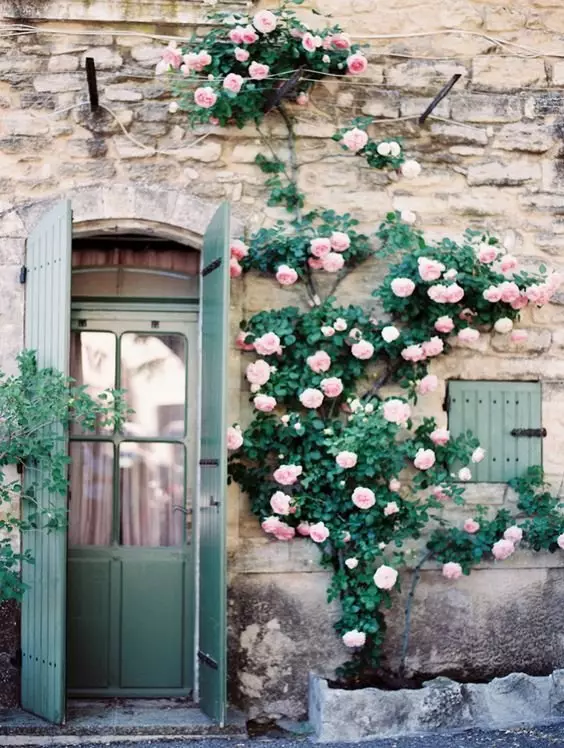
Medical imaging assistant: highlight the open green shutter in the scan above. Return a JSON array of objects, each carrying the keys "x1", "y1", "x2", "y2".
[
  {"x1": 198, "y1": 202, "x2": 230, "y2": 725},
  {"x1": 22, "y1": 201, "x2": 72, "y2": 725}
]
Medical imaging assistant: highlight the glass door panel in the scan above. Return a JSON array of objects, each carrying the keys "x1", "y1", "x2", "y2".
[
  {"x1": 69, "y1": 441, "x2": 114, "y2": 547},
  {"x1": 70, "y1": 331, "x2": 116, "y2": 436}
]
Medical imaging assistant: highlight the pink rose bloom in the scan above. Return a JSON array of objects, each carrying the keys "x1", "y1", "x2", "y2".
[
  {"x1": 322, "y1": 252, "x2": 345, "y2": 273},
  {"x1": 321, "y1": 377, "x2": 344, "y2": 398},
  {"x1": 254, "y1": 332, "x2": 282, "y2": 356},
  {"x1": 307, "y1": 350, "x2": 331, "y2": 373},
  {"x1": 422, "y1": 336, "x2": 444, "y2": 358},
  {"x1": 492, "y1": 538, "x2": 515, "y2": 561},
  {"x1": 464, "y1": 518, "x2": 480, "y2": 534},
  {"x1": 261, "y1": 516, "x2": 281, "y2": 534},
  {"x1": 445, "y1": 283, "x2": 464, "y2": 303},
  {"x1": 383, "y1": 399, "x2": 411, "y2": 426},
  {"x1": 254, "y1": 394, "x2": 276, "y2": 412},
  {"x1": 401, "y1": 344, "x2": 425, "y2": 363},
  {"x1": 273, "y1": 464, "x2": 303, "y2": 486},
  {"x1": 458, "y1": 467, "x2": 472, "y2": 481},
  {"x1": 229, "y1": 26, "x2": 245, "y2": 44},
  {"x1": 352, "y1": 487, "x2": 376, "y2": 510},
  {"x1": 230, "y1": 239, "x2": 248, "y2": 260},
  {"x1": 434, "y1": 316, "x2": 454, "y2": 334},
  {"x1": 341, "y1": 128, "x2": 368, "y2": 153},
  {"x1": 253, "y1": 9, "x2": 278, "y2": 33},
  {"x1": 336, "y1": 451, "x2": 358, "y2": 469},
  {"x1": 458, "y1": 327, "x2": 480, "y2": 344},
  {"x1": 235, "y1": 330, "x2": 254, "y2": 351},
  {"x1": 242, "y1": 25, "x2": 259, "y2": 44},
  {"x1": 381, "y1": 325, "x2": 400, "y2": 343},
  {"x1": 299, "y1": 388, "x2": 324, "y2": 409},
  {"x1": 270, "y1": 491, "x2": 292, "y2": 515},
  {"x1": 331, "y1": 33, "x2": 351, "y2": 49},
  {"x1": 345, "y1": 557, "x2": 358, "y2": 570},
  {"x1": 418, "y1": 257, "x2": 446, "y2": 282},
  {"x1": 308, "y1": 258, "x2": 324, "y2": 270},
  {"x1": 483, "y1": 286, "x2": 502, "y2": 303},
  {"x1": 347, "y1": 52, "x2": 368, "y2": 75},
  {"x1": 500, "y1": 254, "x2": 519, "y2": 274},
  {"x1": 246, "y1": 359, "x2": 271, "y2": 386},
  {"x1": 334, "y1": 318, "x2": 348, "y2": 332},
  {"x1": 557, "y1": 533, "x2": 564, "y2": 550},
  {"x1": 194, "y1": 86, "x2": 217, "y2": 109},
  {"x1": 477, "y1": 243, "x2": 498, "y2": 264},
  {"x1": 156, "y1": 41, "x2": 183, "y2": 74},
  {"x1": 302, "y1": 32, "x2": 317, "y2": 52},
  {"x1": 391, "y1": 277, "x2": 416, "y2": 298},
  {"x1": 510, "y1": 293, "x2": 528, "y2": 310},
  {"x1": 234, "y1": 47, "x2": 250, "y2": 62},
  {"x1": 418, "y1": 374, "x2": 439, "y2": 395},
  {"x1": 321, "y1": 326, "x2": 335, "y2": 337},
  {"x1": 351, "y1": 340, "x2": 374, "y2": 360},
  {"x1": 414, "y1": 448, "x2": 436, "y2": 471},
  {"x1": 471, "y1": 447, "x2": 485, "y2": 463},
  {"x1": 428, "y1": 284, "x2": 448, "y2": 304},
  {"x1": 297, "y1": 522, "x2": 311, "y2": 537},
  {"x1": 511, "y1": 330, "x2": 528, "y2": 343},
  {"x1": 273, "y1": 522, "x2": 296, "y2": 541},
  {"x1": 209, "y1": 117, "x2": 220, "y2": 126},
  {"x1": 310, "y1": 238, "x2": 331, "y2": 258},
  {"x1": 249, "y1": 61, "x2": 269, "y2": 80},
  {"x1": 443, "y1": 268, "x2": 457, "y2": 281},
  {"x1": 373, "y1": 565, "x2": 398, "y2": 590},
  {"x1": 183, "y1": 51, "x2": 212, "y2": 72},
  {"x1": 276, "y1": 265, "x2": 298, "y2": 286},
  {"x1": 342, "y1": 630, "x2": 366, "y2": 648},
  {"x1": 430, "y1": 428, "x2": 450, "y2": 446},
  {"x1": 309, "y1": 521, "x2": 330, "y2": 543},
  {"x1": 227, "y1": 425, "x2": 243, "y2": 451},
  {"x1": 330, "y1": 232, "x2": 351, "y2": 252},
  {"x1": 384, "y1": 501, "x2": 399, "y2": 516},
  {"x1": 504, "y1": 525, "x2": 523, "y2": 544},
  {"x1": 432, "y1": 486, "x2": 450, "y2": 502},
  {"x1": 230, "y1": 258, "x2": 242, "y2": 277},
  {"x1": 498, "y1": 281, "x2": 520, "y2": 304},
  {"x1": 223, "y1": 73, "x2": 244, "y2": 93},
  {"x1": 442, "y1": 562, "x2": 463, "y2": 580},
  {"x1": 389, "y1": 478, "x2": 401, "y2": 492}
]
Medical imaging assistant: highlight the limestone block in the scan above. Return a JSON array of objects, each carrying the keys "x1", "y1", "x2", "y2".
[
  {"x1": 112, "y1": 136, "x2": 150, "y2": 159},
  {"x1": 362, "y1": 92, "x2": 401, "y2": 119},
  {"x1": 33, "y1": 75, "x2": 82, "y2": 93},
  {"x1": 473, "y1": 57, "x2": 547, "y2": 91},
  {"x1": 47, "y1": 55, "x2": 79, "y2": 73},
  {"x1": 166, "y1": 141, "x2": 222, "y2": 163},
  {"x1": 484, "y1": 7, "x2": 527, "y2": 31},
  {"x1": 0, "y1": 114, "x2": 49, "y2": 137},
  {"x1": 400, "y1": 97, "x2": 450, "y2": 119},
  {"x1": 104, "y1": 85, "x2": 143, "y2": 102},
  {"x1": 80, "y1": 48, "x2": 123, "y2": 70},
  {"x1": 493, "y1": 123, "x2": 554, "y2": 153},
  {"x1": 450, "y1": 94, "x2": 522, "y2": 123},
  {"x1": 467, "y1": 161, "x2": 541, "y2": 187},
  {"x1": 0, "y1": 57, "x2": 43, "y2": 74},
  {"x1": 430, "y1": 122, "x2": 488, "y2": 146},
  {"x1": 490, "y1": 329, "x2": 551, "y2": 355},
  {"x1": 130, "y1": 45, "x2": 163, "y2": 66},
  {"x1": 66, "y1": 137, "x2": 108, "y2": 159},
  {"x1": 387, "y1": 61, "x2": 468, "y2": 94}
]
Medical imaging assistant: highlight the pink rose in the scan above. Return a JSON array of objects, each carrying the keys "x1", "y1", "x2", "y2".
[
  {"x1": 235, "y1": 330, "x2": 254, "y2": 351},
  {"x1": 458, "y1": 327, "x2": 480, "y2": 344},
  {"x1": 391, "y1": 277, "x2": 415, "y2": 298},
  {"x1": 492, "y1": 538, "x2": 515, "y2": 561},
  {"x1": 347, "y1": 53, "x2": 368, "y2": 75},
  {"x1": 307, "y1": 350, "x2": 331, "y2": 373},
  {"x1": 373, "y1": 565, "x2": 398, "y2": 590},
  {"x1": 331, "y1": 33, "x2": 351, "y2": 50},
  {"x1": 156, "y1": 41, "x2": 183, "y2": 74},
  {"x1": 270, "y1": 491, "x2": 292, "y2": 515},
  {"x1": 249, "y1": 61, "x2": 269, "y2": 80},
  {"x1": 430, "y1": 428, "x2": 450, "y2": 446},
  {"x1": 297, "y1": 522, "x2": 311, "y2": 537},
  {"x1": 352, "y1": 487, "x2": 376, "y2": 510},
  {"x1": 330, "y1": 232, "x2": 351, "y2": 252},
  {"x1": 418, "y1": 374, "x2": 439, "y2": 395},
  {"x1": 477, "y1": 243, "x2": 498, "y2": 264},
  {"x1": 342, "y1": 629, "x2": 365, "y2": 647},
  {"x1": 384, "y1": 501, "x2": 399, "y2": 516},
  {"x1": 443, "y1": 268, "x2": 457, "y2": 281},
  {"x1": 483, "y1": 286, "x2": 502, "y2": 303},
  {"x1": 511, "y1": 294, "x2": 528, "y2": 310},
  {"x1": 418, "y1": 257, "x2": 446, "y2": 282},
  {"x1": 321, "y1": 377, "x2": 344, "y2": 398},
  {"x1": 261, "y1": 516, "x2": 281, "y2": 534},
  {"x1": 341, "y1": 128, "x2": 368, "y2": 153},
  {"x1": 302, "y1": 32, "x2": 318, "y2": 52},
  {"x1": 510, "y1": 330, "x2": 528, "y2": 343},
  {"x1": 401, "y1": 344, "x2": 425, "y2": 363},
  {"x1": 227, "y1": 425, "x2": 243, "y2": 451},
  {"x1": 464, "y1": 518, "x2": 480, "y2": 534},
  {"x1": 309, "y1": 521, "x2": 330, "y2": 543},
  {"x1": 334, "y1": 318, "x2": 347, "y2": 332},
  {"x1": 351, "y1": 340, "x2": 374, "y2": 360},
  {"x1": 276, "y1": 265, "x2": 298, "y2": 286},
  {"x1": 389, "y1": 478, "x2": 401, "y2": 492},
  {"x1": 342, "y1": 531, "x2": 351, "y2": 543},
  {"x1": 434, "y1": 316, "x2": 454, "y2": 334},
  {"x1": 308, "y1": 258, "x2": 324, "y2": 270},
  {"x1": 254, "y1": 332, "x2": 282, "y2": 356},
  {"x1": 321, "y1": 326, "x2": 335, "y2": 337},
  {"x1": 254, "y1": 394, "x2": 276, "y2": 412},
  {"x1": 500, "y1": 254, "x2": 518, "y2": 273},
  {"x1": 458, "y1": 467, "x2": 472, "y2": 481},
  {"x1": 381, "y1": 326, "x2": 400, "y2": 343},
  {"x1": 432, "y1": 486, "x2": 451, "y2": 502},
  {"x1": 229, "y1": 26, "x2": 245, "y2": 44},
  {"x1": 194, "y1": 86, "x2": 217, "y2": 109},
  {"x1": 414, "y1": 448, "x2": 436, "y2": 471},
  {"x1": 230, "y1": 258, "x2": 242, "y2": 277},
  {"x1": 383, "y1": 399, "x2": 411, "y2": 426},
  {"x1": 322, "y1": 252, "x2": 345, "y2": 273},
  {"x1": 223, "y1": 73, "x2": 244, "y2": 93},
  {"x1": 310, "y1": 238, "x2": 332, "y2": 258},
  {"x1": 472, "y1": 447, "x2": 485, "y2": 463},
  {"x1": 230, "y1": 239, "x2": 248, "y2": 260},
  {"x1": 273, "y1": 464, "x2": 303, "y2": 486},
  {"x1": 504, "y1": 525, "x2": 523, "y2": 544},
  {"x1": 253, "y1": 9, "x2": 277, "y2": 33},
  {"x1": 242, "y1": 25, "x2": 259, "y2": 44},
  {"x1": 234, "y1": 47, "x2": 250, "y2": 62},
  {"x1": 183, "y1": 51, "x2": 212, "y2": 72},
  {"x1": 442, "y1": 562, "x2": 462, "y2": 580},
  {"x1": 273, "y1": 522, "x2": 296, "y2": 541},
  {"x1": 422, "y1": 336, "x2": 444, "y2": 358},
  {"x1": 336, "y1": 451, "x2": 357, "y2": 469},
  {"x1": 445, "y1": 283, "x2": 465, "y2": 303},
  {"x1": 345, "y1": 557, "x2": 358, "y2": 570},
  {"x1": 246, "y1": 359, "x2": 271, "y2": 386},
  {"x1": 498, "y1": 281, "x2": 520, "y2": 304},
  {"x1": 299, "y1": 388, "x2": 324, "y2": 409},
  {"x1": 428, "y1": 284, "x2": 448, "y2": 304}
]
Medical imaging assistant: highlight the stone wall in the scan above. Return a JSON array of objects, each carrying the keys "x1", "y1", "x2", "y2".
[{"x1": 2, "y1": 0, "x2": 564, "y2": 719}]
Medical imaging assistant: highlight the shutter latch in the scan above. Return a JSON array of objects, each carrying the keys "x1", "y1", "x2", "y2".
[
  {"x1": 510, "y1": 428, "x2": 547, "y2": 438},
  {"x1": 19, "y1": 266, "x2": 27, "y2": 284},
  {"x1": 202, "y1": 257, "x2": 221, "y2": 277}
]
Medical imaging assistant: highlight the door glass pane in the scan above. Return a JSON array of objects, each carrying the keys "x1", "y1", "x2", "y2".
[
  {"x1": 70, "y1": 331, "x2": 116, "y2": 435},
  {"x1": 120, "y1": 333, "x2": 186, "y2": 438},
  {"x1": 69, "y1": 442, "x2": 114, "y2": 546},
  {"x1": 119, "y1": 442, "x2": 185, "y2": 547}
]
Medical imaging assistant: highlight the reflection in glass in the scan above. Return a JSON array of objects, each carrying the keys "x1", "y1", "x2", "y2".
[
  {"x1": 120, "y1": 334, "x2": 186, "y2": 438},
  {"x1": 69, "y1": 441, "x2": 114, "y2": 546},
  {"x1": 70, "y1": 331, "x2": 116, "y2": 435},
  {"x1": 119, "y1": 442, "x2": 185, "y2": 547}
]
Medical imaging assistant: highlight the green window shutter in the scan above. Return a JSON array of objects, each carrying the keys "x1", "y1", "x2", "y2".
[
  {"x1": 448, "y1": 380, "x2": 542, "y2": 482},
  {"x1": 22, "y1": 200, "x2": 72, "y2": 725},
  {"x1": 198, "y1": 202, "x2": 230, "y2": 725}
]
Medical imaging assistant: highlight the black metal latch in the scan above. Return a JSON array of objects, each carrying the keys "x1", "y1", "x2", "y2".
[{"x1": 510, "y1": 428, "x2": 547, "y2": 438}]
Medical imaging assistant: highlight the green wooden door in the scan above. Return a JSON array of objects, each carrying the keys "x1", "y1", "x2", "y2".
[
  {"x1": 22, "y1": 200, "x2": 72, "y2": 725},
  {"x1": 198, "y1": 203, "x2": 230, "y2": 725}
]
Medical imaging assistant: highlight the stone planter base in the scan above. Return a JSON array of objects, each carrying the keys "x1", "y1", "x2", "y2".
[{"x1": 308, "y1": 670, "x2": 564, "y2": 742}]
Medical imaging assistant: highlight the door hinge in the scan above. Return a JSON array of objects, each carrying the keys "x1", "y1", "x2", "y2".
[
  {"x1": 19, "y1": 266, "x2": 27, "y2": 284},
  {"x1": 200, "y1": 458, "x2": 219, "y2": 467},
  {"x1": 510, "y1": 427, "x2": 547, "y2": 438},
  {"x1": 202, "y1": 257, "x2": 221, "y2": 277},
  {"x1": 198, "y1": 650, "x2": 218, "y2": 670}
]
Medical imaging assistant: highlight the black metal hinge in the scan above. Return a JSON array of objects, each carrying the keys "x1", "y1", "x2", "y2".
[
  {"x1": 198, "y1": 650, "x2": 218, "y2": 670},
  {"x1": 200, "y1": 458, "x2": 219, "y2": 467},
  {"x1": 202, "y1": 257, "x2": 221, "y2": 277},
  {"x1": 19, "y1": 266, "x2": 27, "y2": 284},
  {"x1": 510, "y1": 428, "x2": 547, "y2": 438}
]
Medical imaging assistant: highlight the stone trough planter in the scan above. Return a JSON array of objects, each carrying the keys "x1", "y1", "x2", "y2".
[{"x1": 308, "y1": 670, "x2": 564, "y2": 742}]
